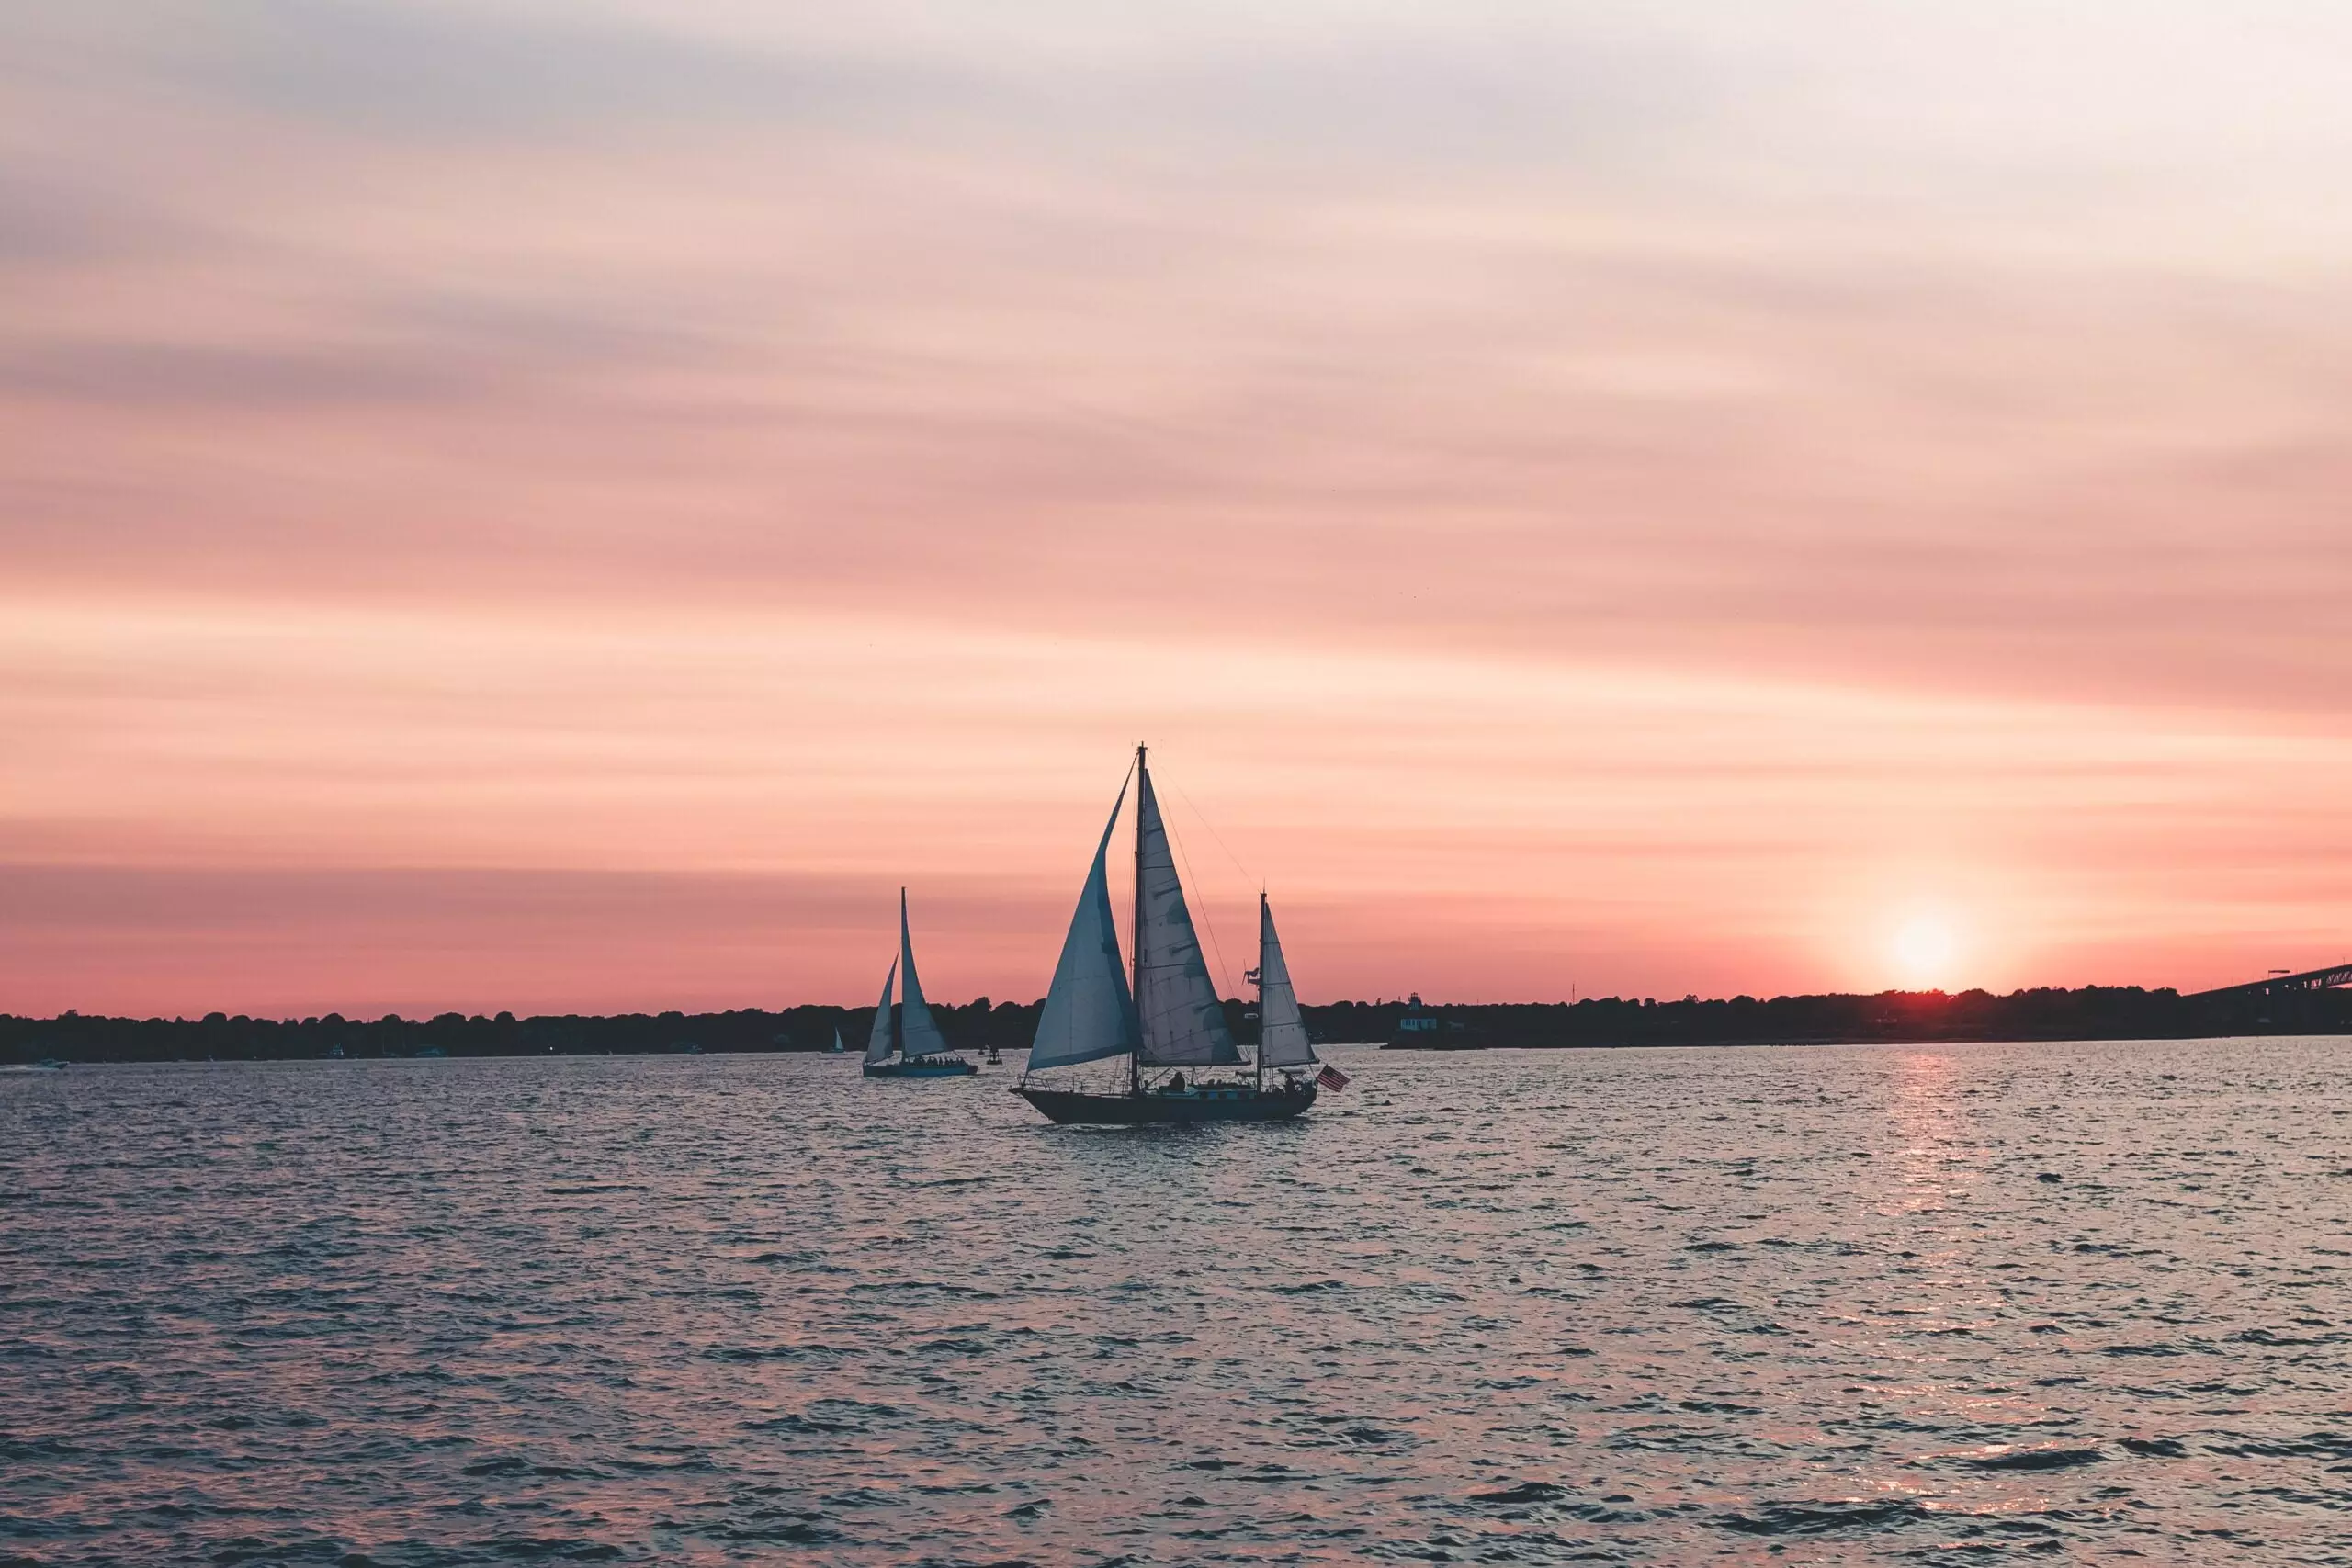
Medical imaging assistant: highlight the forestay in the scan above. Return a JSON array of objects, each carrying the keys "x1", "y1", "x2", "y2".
[
  {"x1": 1028, "y1": 782, "x2": 1142, "y2": 1072},
  {"x1": 1255, "y1": 896, "x2": 1317, "y2": 1068},
  {"x1": 1134, "y1": 767, "x2": 1244, "y2": 1067}
]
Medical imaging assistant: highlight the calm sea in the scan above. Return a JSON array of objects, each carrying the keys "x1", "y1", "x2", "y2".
[{"x1": 6, "y1": 1038, "x2": 2352, "y2": 1564}]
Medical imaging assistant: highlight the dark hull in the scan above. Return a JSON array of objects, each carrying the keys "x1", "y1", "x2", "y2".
[
  {"x1": 1014, "y1": 1083, "x2": 1317, "y2": 1125},
  {"x1": 864, "y1": 1058, "x2": 978, "y2": 1078}
]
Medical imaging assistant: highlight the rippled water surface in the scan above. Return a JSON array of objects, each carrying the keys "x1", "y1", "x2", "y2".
[{"x1": 10, "y1": 1038, "x2": 2352, "y2": 1564}]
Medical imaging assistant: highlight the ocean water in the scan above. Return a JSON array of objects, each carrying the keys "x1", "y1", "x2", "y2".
[{"x1": 6, "y1": 1037, "x2": 2352, "y2": 1565}]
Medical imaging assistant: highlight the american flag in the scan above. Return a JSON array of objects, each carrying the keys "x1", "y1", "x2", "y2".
[{"x1": 1316, "y1": 1064, "x2": 1349, "y2": 1091}]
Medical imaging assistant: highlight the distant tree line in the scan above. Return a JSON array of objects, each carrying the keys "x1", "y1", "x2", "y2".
[
  {"x1": 4, "y1": 985, "x2": 2345, "y2": 1064},
  {"x1": 1348, "y1": 986, "x2": 2352, "y2": 1049},
  {"x1": 0, "y1": 999, "x2": 1042, "y2": 1065}
]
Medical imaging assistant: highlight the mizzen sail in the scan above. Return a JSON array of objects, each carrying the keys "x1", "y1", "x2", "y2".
[
  {"x1": 1255, "y1": 895, "x2": 1317, "y2": 1068},
  {"x1": 1028, "y1": 781, "x2": 1142, "y2": 1072},
  {"x1": 1134, "y1": 765, "x2": 1244, "y2": 1067}
]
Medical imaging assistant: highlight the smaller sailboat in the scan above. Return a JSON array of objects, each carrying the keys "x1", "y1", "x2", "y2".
[
  {"x1": 863, "y1": 889, "x2": 978, "y2": 1079},
  {"x1": 828, "y1": 1027, "x2": 846, "y2": 1055}
]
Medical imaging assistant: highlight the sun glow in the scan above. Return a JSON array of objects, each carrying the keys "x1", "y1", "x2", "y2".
[{"x1": 1890, "y1": 909, "x2": 1962, "y2": 989}]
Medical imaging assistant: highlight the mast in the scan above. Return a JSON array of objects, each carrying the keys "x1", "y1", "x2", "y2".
[
  {"x1": 1255, "y1": 892, "x2": 1267, "y2": 1093},
  {"x1": 1130, "y1": 742, "x2": 1146, "y2": 1098}
]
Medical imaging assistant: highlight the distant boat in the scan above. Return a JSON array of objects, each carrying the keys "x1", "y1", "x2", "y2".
[
  {"x1": 863, "y1": 889, "x2": 978, "y2": 1079},
  {"x1": 828, "y1": 1028, "x2": 847, "y2": 1055},
  {"x1": 985, "y1": 1045, "x2": 1003, "y2": 1066},
  {"x1": 1014, "y1": 746, "x2": 1329, "y2": 1124}
]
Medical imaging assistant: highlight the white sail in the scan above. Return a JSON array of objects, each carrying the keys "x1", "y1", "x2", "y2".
[
  {"x1": 1028, "y1": 781, "x2": 1141, "y2": 1072},
  {"x1": 1134, "y1": 764, "x2": 1244, "y2": 1067},
  {"x1": 1255, "y1": 895, "x2": 1316, "y2": 1067},
  {"x1": 898, "y1": 888, "x2": 950, "y2": 1060},
  {"x1": 864, "y1": 958, "x2": 898, "y2": 1064},
  {"x1": 831, "y1": 1027, "x2": 845, "y2": 1053}
]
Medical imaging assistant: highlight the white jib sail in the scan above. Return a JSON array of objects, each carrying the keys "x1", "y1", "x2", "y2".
[
  {"x1": 1134, "y1": 765, "x2": 1244, "y2": 1067},
  {"x1": 864, "y1": 958, "x2": 898, "y2": 1064},
  {"x1": 898, "y1": 888, "x2": 950, "y2": 1060},
  {"x1": 1256, "y1": 895, "x2": 1317, "y2": 1067},
  {"x1": 1028, "y1": 780, "x2": 1141, "y2": 1073}
]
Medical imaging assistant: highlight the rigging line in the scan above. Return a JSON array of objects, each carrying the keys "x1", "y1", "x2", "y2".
[
  {"x1": 1172, "y1": 781, "x2": 1258, "y2": 893},
  {"x1": 1164, "y1": 809, "x2": 1237, "y2": 1000}
]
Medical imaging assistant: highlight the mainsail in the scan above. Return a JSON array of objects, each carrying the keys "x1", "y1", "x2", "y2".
[
  {"x1": 898, "y1": 888, "x2": 949, "y2": 1060},
  {"x1": 1028, "y1": 782, "x2": 1142, "y2": 1072},
  {"x1": 1255, "y1": 895, "x2": 1317, "y2": 1068},
  {"x1": 1134, "y1": 765, "x2": 1244, "y2": 1067},
  {"x1": 864, "y1": 958, "x2": 898, "y2": 1065}
]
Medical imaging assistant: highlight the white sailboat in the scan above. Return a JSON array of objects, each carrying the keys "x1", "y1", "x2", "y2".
[
  {"x1": 1251, "y1": 891, "x2": 1319, "y2": 1084},
  {"x1": 1014, "y1": 746, "x2": 1327, "y2": 1123},
  {"x1": 862, "y1": 889, "x2": 977, "y2": 1078}
]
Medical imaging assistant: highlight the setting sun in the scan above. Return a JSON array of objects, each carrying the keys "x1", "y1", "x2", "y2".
[{"x1": 1891, "y1": 909, "x2": 1963, "y2": 989}]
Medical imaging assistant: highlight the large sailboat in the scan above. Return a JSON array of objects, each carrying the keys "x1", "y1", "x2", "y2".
[
  {"x1": 1014, "y1": 747, "x2": 1324, "y2": 1124},
  {"x1": 862, "y1": 889, "x2": 978, "y2": 1078}
]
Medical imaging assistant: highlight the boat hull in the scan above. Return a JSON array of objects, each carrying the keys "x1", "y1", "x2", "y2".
[
  {"x1": 1014, "y1": 1082, "x2": 1317, "y2": 1124},
  {"x1": 864, "y1": 1058, "x2": 978, "y2": 1078}
]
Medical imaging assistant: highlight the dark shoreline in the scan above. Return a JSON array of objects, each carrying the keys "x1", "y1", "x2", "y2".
[{"x1": 6, "y1": 985, "x2": 2346, "y2": 1064}]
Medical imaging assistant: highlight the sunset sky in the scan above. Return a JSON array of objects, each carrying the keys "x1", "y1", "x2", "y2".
[{"x1": 6, "y1": 2, "x2": 2351, "y2": 1017}]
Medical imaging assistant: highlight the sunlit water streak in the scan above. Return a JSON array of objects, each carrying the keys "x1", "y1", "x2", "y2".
[{"x1": 6, "y1": 1038, "x2": 2352, "y2": 1564}]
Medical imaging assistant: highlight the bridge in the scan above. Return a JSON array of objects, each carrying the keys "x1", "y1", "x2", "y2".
[{"x1": 2188, "y1": 961, "x2": 2352, "y2": 1001}]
